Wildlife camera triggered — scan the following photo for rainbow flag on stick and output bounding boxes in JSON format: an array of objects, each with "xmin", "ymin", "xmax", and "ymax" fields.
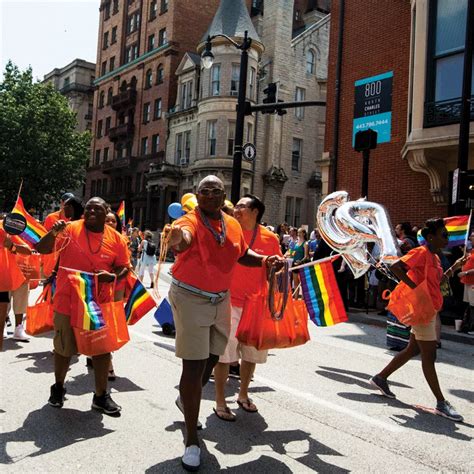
[
  {"xmin": 417, "ymin": 215, "xmax": 469, "ymax": 248},
  {"xmin": 68, "ymin": 272, "xmax": 106, "ymax": 330},
  {"xmin": 297, "ymin": 257, "xmax": 348, "ymax": 327},
  {"xmin": 124, "ymin": 273, "xmax": 157, "ymax": 325},
  {"xmin": 12, "ymin": 197, "xmax": 47, "ymax": 248},
  {"xmin": 117, "ymin": 201, "xmax": 126, "ymax": 229}
]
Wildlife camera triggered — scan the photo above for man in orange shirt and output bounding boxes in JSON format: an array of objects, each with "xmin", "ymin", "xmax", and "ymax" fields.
[
  {"xmin": 43, "ymin": 192, "xmax": 74, "ymax": 230},
  {"xmin": 165, "ymin": 176, "xmax": 284, "ymax": 472},
  {"xmin": 37, "ymin": 197, "xmax": 130, "ymax": 415},
  {"xmin": 213, "ymin": 194, "xmax": 282, "ymax": 421}
]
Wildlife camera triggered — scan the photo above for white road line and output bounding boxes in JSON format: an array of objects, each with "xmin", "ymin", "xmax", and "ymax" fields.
[{"xmin": 129, "ymin": 327, "xmax": 404, "ymax": 433}]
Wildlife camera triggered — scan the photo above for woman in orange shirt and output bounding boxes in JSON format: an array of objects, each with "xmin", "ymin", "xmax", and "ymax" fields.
[{"xmin": 458, "ymin": 230, "xmax": 474, "ymax": 332}]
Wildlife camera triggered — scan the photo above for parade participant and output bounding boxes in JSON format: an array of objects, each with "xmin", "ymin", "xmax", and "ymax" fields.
[
  {"xmin": 43, "ymin": 192, "xmax": 74, "ymax": 230},
  {"xmin": 165, "ymin": 176, "xmax": 284, "ymax": 472},
  {"xmin": 36, "ymin": 197, "xmax": 130, "ymax": 414},
  {"xmin": 369, "ymin": 218, "xmax": 467, "ymax": 421},
  {"xmin": 213, "ymin": 194, "xmax": 282, "ymax": 421},
  {"xmin": 137, "ymin": 231, "xmax": 157, "ymax": 288},
  {"xmin": 458, "ymin": 230, "xmax": 474, "ymax": 332},
  {"xmin": 129, "ymin": 228, "xmax": 141, "ymax": 270}
]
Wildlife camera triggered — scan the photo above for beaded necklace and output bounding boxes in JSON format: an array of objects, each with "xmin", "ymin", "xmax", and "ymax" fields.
[
  {"xmin": 197, "ymin": 208, "xmax": 226, "ymax": 247},
  {"xmin": 85, "ymin": 228, "xmax": 104, "ymax": 255}
]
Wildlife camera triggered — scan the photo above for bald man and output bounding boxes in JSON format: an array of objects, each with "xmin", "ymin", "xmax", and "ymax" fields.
[{"xmin": 37, "ymin": 197, "xmax": 130, "ymax": 415}]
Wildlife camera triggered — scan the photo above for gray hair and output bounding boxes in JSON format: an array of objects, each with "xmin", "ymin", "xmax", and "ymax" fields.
[{"xmin": 197, "ymin": 175, "xmax": 224, "ymax": 191}]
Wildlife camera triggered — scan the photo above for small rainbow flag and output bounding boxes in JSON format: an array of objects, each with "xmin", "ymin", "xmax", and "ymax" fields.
[
  {"xmin": 124, "ymin": 273, "xmax": 157, "ymax": 325},
  {"xmin": 417, "ymin": 215, "xmax": 469, "ymax": 248},
  {"xmin": 298, "ymin": 257, "xmax": 348, "ymax": 327},
  {"xmin": 117, "ymin": 201, "xmax": 126, "ymax": 229},
  {"xmin": 68, "ymin": 272, "xmax": 106, "ymax": 331},
  {"xmin": 12, "ymin": 197, "xmax": 47, "ymax": 248}
]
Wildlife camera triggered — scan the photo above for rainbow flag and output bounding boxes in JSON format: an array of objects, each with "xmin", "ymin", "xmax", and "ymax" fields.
[
  {"xmin": 12, "ymin": 197, "xmax": 47, "ymax": 248},
  {"xmin": 117, "ymin": 201, "xmax": 126, "ymax": 229},
  {"xmin": 298, "ymin": 258, "xmax": 348, "ymax": 327},
  {"xmin": 417, "ymin": 215, "xmax": 469, "ymax": 248},
  {"xmin": 124, "ymin": 273, "xmax": 157, "ymax": 325},
  {"xmin": 68, "ymin": 272, "xmax": 106, "ymax": 331}
]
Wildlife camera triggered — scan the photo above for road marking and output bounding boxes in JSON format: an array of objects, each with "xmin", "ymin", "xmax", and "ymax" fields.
[{"xmin": 129, "ymin": 327, "xmax": 404, "ymax": 433}]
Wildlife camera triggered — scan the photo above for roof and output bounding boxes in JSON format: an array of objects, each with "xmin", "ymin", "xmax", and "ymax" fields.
[{"xmin": 202, "ymin": 0, "xmax": 261, "ymax": 43}]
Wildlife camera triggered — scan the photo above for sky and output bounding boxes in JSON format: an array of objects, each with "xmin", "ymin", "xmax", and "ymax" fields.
[{"xmin": 0, "ymin": 0, "xmax": 100, "ymax": 81}]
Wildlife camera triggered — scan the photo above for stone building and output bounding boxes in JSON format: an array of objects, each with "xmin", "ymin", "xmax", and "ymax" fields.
[{"xmin": 149, "ymin": 0, "xmax": 330, "ymax": 228}]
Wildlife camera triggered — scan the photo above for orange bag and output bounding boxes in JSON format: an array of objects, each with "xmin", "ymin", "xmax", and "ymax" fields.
[
  {"xmin": 16, "ymin": 253, "xmax": 41, "ymax": 289},
  {"xmin": 73, "ymin": 300, "xmax": 130, "ymax": 356},
  {"xmin": 25, "ymin": 284, "xmax": 54, "ymax": 335},
  {"xmin": 236, "ymin": 267, "xmax": 310, "ymax": 350},
  {"xmin": 0, "ymin": 247, "xmax": 25, "ymax": 292}
]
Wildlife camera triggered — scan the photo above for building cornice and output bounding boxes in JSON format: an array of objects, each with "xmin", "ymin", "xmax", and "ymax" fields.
[{"xmin": 291, "ymin": 14, "xmax": 330, "ymax": 47}]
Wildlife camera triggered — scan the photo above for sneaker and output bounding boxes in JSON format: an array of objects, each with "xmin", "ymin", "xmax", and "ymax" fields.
[
  {"xmin": 435, "ymin": 400, "xmax": 463, "ymax": 422},
  {"xmin": 182, "ymin": 445, "xmax": 200, "ymax": 472},
  {"xmin": 48, "ymin": 383, "xmax": 66, "ymax": 408},
  {"xmin": 13, "ymin": 324, "xmax": 29, "ymax": 342},
  {"xmin": 175, "ymin": 396, "xmax": 202, "ymax": 430},
  {"xmin": 92, "ymin": 391, "xmax": 122, "ymax": 415},
  {"xmin": 228, "ymin": 363, "xmax": 240, "ymax": 379},
  {"xmin": 3, "ymin": 325, "xmax": 8, "ymax": 339},
  {"xmin": 369, "ymin": 375, "xmax": 396, "ymax": 398}
]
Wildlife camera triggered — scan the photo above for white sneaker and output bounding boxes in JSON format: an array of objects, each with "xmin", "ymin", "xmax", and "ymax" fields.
[
  {"xmin": 3, "ymin": 325, "xmax": 8, "ymax": 339},
  {"xmin": 181, "ymin": 445, "xmax": 200, "ymax": 472},
  {"xmin": 175, "ymin": 396, "xmax": 203, "ymax": 430},
  {"xmin": 13, "ymin": 324, "xmax": 30, "ymax": 342}
]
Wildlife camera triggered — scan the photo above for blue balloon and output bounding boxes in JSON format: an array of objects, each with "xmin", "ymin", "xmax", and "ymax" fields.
[{"xmin": 168, "ymin": 202, "xmax": 184, "ymax": 219}]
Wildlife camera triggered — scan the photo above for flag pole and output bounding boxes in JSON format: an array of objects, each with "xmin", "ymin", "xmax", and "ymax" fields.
[
  {"xmin": 289, "ymin": 254, "xmax": 340, "ymax": 272},
  {"xmin": 16, "ymin": 179, "xmax": 23, "ymax": 203},
  {"xmin": 464, "ymin": 209, "xmax": 473, "ymax": 257}
]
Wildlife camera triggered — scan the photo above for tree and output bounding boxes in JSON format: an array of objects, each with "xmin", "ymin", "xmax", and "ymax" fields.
[{"xmin": 0, "ymin": 61, "xmax": 91, "ymax": 214}]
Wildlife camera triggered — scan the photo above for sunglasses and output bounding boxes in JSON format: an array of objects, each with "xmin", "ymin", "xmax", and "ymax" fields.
[{"xmin": 198, "ymin": 188, "xmax": 224, "ymax": 197}]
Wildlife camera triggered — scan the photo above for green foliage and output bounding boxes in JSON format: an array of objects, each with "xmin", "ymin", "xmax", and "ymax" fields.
[{"xmin": 0, "ymin": 61, "xmax": 91, "ymax": 213}]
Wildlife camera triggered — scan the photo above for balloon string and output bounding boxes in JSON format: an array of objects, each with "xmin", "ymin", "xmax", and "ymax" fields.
[{"xmin": 152, "ymin": 224, "xmax": 174, "ymax": 300}]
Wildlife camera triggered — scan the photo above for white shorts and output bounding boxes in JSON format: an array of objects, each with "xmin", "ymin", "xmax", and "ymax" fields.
[
  {"xmin": 463, "ymin": 285, "xmax": 474, "ymax": 306},
  {"xmin": 138, "ymin": 261, "xmax": 155, "ymax": 277},
  {"xmin": 220, "ymin": 306, "xmax": 268, "ymax": 364}
]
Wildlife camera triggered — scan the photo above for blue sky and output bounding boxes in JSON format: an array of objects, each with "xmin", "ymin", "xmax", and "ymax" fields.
[{"xmin": 1, "ymin": 0, "xmax": 99, "ymax": 80}]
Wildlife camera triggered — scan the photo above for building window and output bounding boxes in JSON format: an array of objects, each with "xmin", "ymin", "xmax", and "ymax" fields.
[
  {"xmin": 143, "ymin": 102, "xmax": 150, "ymax": 123},
  {"xmin": 107, "ymin": 87, "xmax": 113, "ymax": 105},
  {"xmin": 285, "ymin": 197, "xmax": 293, "ymax": 225},
  {"xmin": 112, "ymin": 0, "xmax": 118, "ymax": 14},
  {"xmin": 158, "ymin": 28, "xmax": 167, "ymax": 46},
  {"xmin": 184, "ymin": 131, "xmax": 191, "ymax": 161},
  {"xmin": 91, "ymin": 180, "xmax": 96, "ymax": 196},
  {"xmin": 97, "ymin": 120, "xmax": 103, "ymax": 138},
  {"xmin": 95, "ymin": 149, "xmax": 101, "ymax": 165},
  {"xmin": 231, "ymin": 64, "xmax": 240, "ymax": 96},
  {"xmin": 148, "ymin": 34, "xmax": 155, "ymax": 52},
  {"xmin": 141, "ymin": 136, "xmax": 149, "ymax": 155},
  {"xmin": 207, "ymin": 120, "xmax": 217, "ymax": 156},
  {"xmin": 103, "ymin": 31, "xmax": 109, "ymax": 49},
  {"xmin": 127, "ymin": 11, "xmax": 140, "ymax": 34},
  {"xmin": 103, "ymin": 147, "xmax": 109, "ymax": 163},
  {"xmin": 154, "ymin": 98, "xmax": 162, "ymax": 119},
  {"xmin": 101, "ymin": 61, "xmax": 107, "ymax": 76},
  {"xmin": 295, "ymin": 87, "xmax": 305, "ymax": 119},
  {"xmin": 105, "ymin": 116, "xmax": 111, "ymax": 135},
  {"xmin": 292, "ymin": 138, "xmax": 302, "ymax": 171},
  {"xmin": 181, "ymin": 80, "xmax": 193, "ymax": 109},
  {"xmin": 152, "ymin": 134, "xmax": 160, "ymax": 153},
  {"xmin": 211, "ymin": 64, "xmax": 221, "ymax": 96},
  {"xmin": 125, "ymin": 44, "xmax": 139, "ymax": 63},
  {"xmin": 227, "ymin": 121, "xmax": 235, "ymax": 156},
  {"xmin": 246, "ymin": 122, "xmax": 254, "ymax": 143},
  {"xmin": 306, "ymin": 50, "xmax": 315, "ymax": 74},
  {"xmin": 176, "ymin": 133, "xmax": 183, "ymax": 163},
  {"xmin": 156, "ymin": 65, "xmax": 164, "ymax": 84},
  {"xmin": 111, "ymin": 26, "xmax": 117, "ymax": 43},
  {"xmin": 150, "ymin": 0, "xmax": 157, "ymax": 19},
  {"xmin": 160, "ymin": 0, "xmax": 168, "ymax": 13},
  {"xmin": 145, "ymin": 69, "xmax": 153, "ymax": 88},
  {"xmin": 294, "ymin": 198, "xmax": 302, "ymax": 227},
  {"xmin": 99, "ymin": 90, "xmax": 105, "ymax": 108},
  {"xmin": 109, "ymin": 56, "xmax": 115, "ymax": 72},
  {"xmin": 102, "ymin": 178, "xmax": 108, "ymax": 195},
  {"xmin": 135, "ymin": 173, "xmax": 142, "ymax": 192},
  {"xmin": 249, "ymin": 67, "xmax": 256, "ymax": 100},
  {"xmin": 104, "ymin": 2, "xmax": 110, "ymax": 20},
  {"xmin": 87, "ymin": 102, "xmax": 93, "ymax": 116}
]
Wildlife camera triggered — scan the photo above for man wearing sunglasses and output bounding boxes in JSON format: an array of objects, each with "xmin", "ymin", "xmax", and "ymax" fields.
[{"xmin": 164, "ymin": 176, "xmax": 284, "ymax": 472}]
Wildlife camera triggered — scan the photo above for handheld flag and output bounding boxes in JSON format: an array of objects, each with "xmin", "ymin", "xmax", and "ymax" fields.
[
  {"xmin": 117, "ymin": 201, "xmax": 126, "ymax": 229},
  {"xmin": 124, "ymin": 273, "xmax": 157, "ymax": 325},
  {"xmin": 298, "ymin": 257, "xmax": 348, "ymax": 327},
  {"xmin": 12, "ymin": 197, "xmax": 47, "ymax": 248},
  {"xmin": 417, "ymin": 215, "xmax": 469, "ymax": 248}
]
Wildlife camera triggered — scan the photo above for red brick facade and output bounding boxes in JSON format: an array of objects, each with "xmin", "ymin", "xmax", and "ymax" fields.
[{"xmin": 324, "ymin": 1, "xmax": 441, "ymax": 227}]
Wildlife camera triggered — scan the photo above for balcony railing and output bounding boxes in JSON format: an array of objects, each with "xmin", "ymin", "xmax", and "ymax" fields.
[
  {"xmin": 101, "ymin": 157, "xmax": 137, "ymax": 174},
  {"xmin": 59, "ymin": 82, "xmax": 94, "ymax": 94},
  {"xmin": 111, "ymin": 89, "xmax": 137, "ymax": 110},
  {"xmin": 109, "ymin": 123, "xmax": 135, "ymax": 141},
  {"xmin": 424, "ymin": 97, "xmax": 474, "ymax": 128}
]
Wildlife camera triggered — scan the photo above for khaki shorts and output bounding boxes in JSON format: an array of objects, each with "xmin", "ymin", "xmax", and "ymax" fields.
[
  {"xmin": 411, "ymin": 316, "xmax": 437, "ymax": 341},
  {"xmin": 220, "ymin": 306, "xmax": 268, "ymax": 364},
  {"xmin": 9, "ymin": 283, "xmax": 29, "ymax": 315},
  {"xmin": 169, "ymin": 284, "xmax": 231, "ymax": 360},
  {"xmin": 53, "ymin": 312, "xmax": 78, "ymax": 357}
]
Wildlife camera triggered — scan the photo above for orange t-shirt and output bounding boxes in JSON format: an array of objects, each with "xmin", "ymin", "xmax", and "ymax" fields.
[
  {"xmin": 54, "ymin": 220, "xmax": 130, "ymax": 315},
  {"xmin": 44, "ymin": 210, "xmax": 70, "ymax": 231},
  {"xmin": 461, "ymin": 251, "xmax": 474, "ymax": 285},
  {"xmin": 400, "ymin": 245, "xmax": 444, "ymax": 311},
  {"xmin": 230, "ymin": 225, "xmax": 282, "ymax": 308},
  {"xmin": 171, "ymin": 210, "xmax": 248, "ymax": 293}
]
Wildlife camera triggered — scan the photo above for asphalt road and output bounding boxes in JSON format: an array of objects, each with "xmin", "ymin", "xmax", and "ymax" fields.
[{"xmin": 1, "ymin": 272, "xmax": 473, "ymax": 473}]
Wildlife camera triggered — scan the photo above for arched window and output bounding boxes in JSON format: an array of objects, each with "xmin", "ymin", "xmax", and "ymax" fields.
[
  {"xmin": 145, "ymin": 69, "xmax": 153, "ymax": 89},
  {"xmin": 130, "ymin": 76, "xmax": 138, "ymax": 90},
  {"xmin": 156, "ymin": 65, "xmax": 164, "ymax": 84},
  {"xmin": 107, "ymin": 87, "xmax": 113, "ymax": 105},
  {"xmin": 306, "ymin": 49, "xmax": 315, "ymax": 74},
  {"xmin": 99, "ymin": 90, "xmax": 105, "ymax": 108},
  {"xmin": 120, "ymin": 80, "xmax": 127, "ymax": 92}
]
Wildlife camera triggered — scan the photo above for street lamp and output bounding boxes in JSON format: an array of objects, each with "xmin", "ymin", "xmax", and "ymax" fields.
[{"xmin": 202, "ymin": 31, "xmax": 252, "ymax": 205}]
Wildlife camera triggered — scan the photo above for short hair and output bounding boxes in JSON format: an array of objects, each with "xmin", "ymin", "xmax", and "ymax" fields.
[
  {"xmin": 86, "ymin": 197, "xmax": 107, "ymax": 211},
  {"xmin": 421, "ymin": 218, "xmax": 445, "ymax": 239},
  {"xmin": 197, "ymin": 175, "xmax": 224, "ymax": 191},
  {"xmin": 243, "ymin": 193, "xmax": 265, "ymax": 223},
  {"xmin": 397, "ymin": 222, "xmax": 412, "ymax": 235}
]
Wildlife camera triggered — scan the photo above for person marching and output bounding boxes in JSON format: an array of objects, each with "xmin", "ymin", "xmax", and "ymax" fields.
[
  {"xmin": 137, "ymin": 231, "xmax": 157, "ymax": 288},
  {"xmin": 43, "ymin": 192, "xmax": 74, "ymax": 230},
  {"xmin": 164, "ymin": 176, "xmax": 284, "ymax": 472},
  {"xmin": 36, "ymin": 197, "xmax": 130, "ymax": 414},
  {"xmin": 369, "ymin": 218, "xmax": 467, "ymax": 421},
  {"xmin": 213, "ymin": 194, "xmax": 282, "ymax": 421}
]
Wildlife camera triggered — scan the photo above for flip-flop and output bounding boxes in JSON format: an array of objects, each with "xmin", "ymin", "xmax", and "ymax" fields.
[
  {"xmin": 213, "ymin": 406, "xmax": 236, "ymax": 422},
  {"xmin": 237, "ymin": 398, "xmax": 258, "ymax": 413}
]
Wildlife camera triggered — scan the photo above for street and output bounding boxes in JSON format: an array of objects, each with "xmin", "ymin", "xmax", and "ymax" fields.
[{"xmin": 1, "ymin": 272, "xmax": 473, "ymax": 473}]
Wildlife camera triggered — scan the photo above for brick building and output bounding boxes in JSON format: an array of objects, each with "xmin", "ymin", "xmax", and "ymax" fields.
[
  {"xmin": 322, "ymin": 0, "xmax": 473, "ymax": 226},
  {"xmin": 86, "ymin": 0, "xmax": 220, "ymax": 227}
]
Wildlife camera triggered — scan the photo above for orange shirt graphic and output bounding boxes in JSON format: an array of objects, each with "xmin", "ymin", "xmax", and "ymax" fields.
[
  {"xmin": 44, "ymin": 210, "xmax": 70, "ymax": 231},
  {"xmin": 54, "ymin": 220, "xmax": 130, "ymax": 315},
  {"xmin": 171, "ymin": 210, "xmax": 248, "ymax": 293},
  {"xmin": 230, "ymin": 226, "xmax": 282, "ymax": 308}
]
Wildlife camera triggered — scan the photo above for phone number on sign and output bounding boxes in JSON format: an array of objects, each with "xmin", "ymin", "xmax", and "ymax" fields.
[{"xmin": 355, "ymin": 119, "xmax": 389, "ymax": 129}]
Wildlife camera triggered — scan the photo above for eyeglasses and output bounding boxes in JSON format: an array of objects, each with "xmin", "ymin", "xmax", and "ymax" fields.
[
  {"xmin": 198, "ymin": 188, "xmax": 224, "ymax": 197},
  {"xmin": 234, "ymin": 204, "xmax": 252, "ymax": 210}
]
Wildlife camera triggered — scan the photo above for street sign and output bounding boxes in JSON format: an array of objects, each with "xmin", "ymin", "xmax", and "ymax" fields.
[
  {"xmin": 452, "ymin": 168, "xmax": 459, "ymax": 204},
  {"xmin": 242, "ymin": 143, "xmax": 256, "ymax": 162}
]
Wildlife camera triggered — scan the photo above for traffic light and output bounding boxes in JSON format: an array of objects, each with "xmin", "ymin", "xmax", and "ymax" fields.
[{"xmin": 262, "ymin": 82, "xmax": 277, "ymax": 114}]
